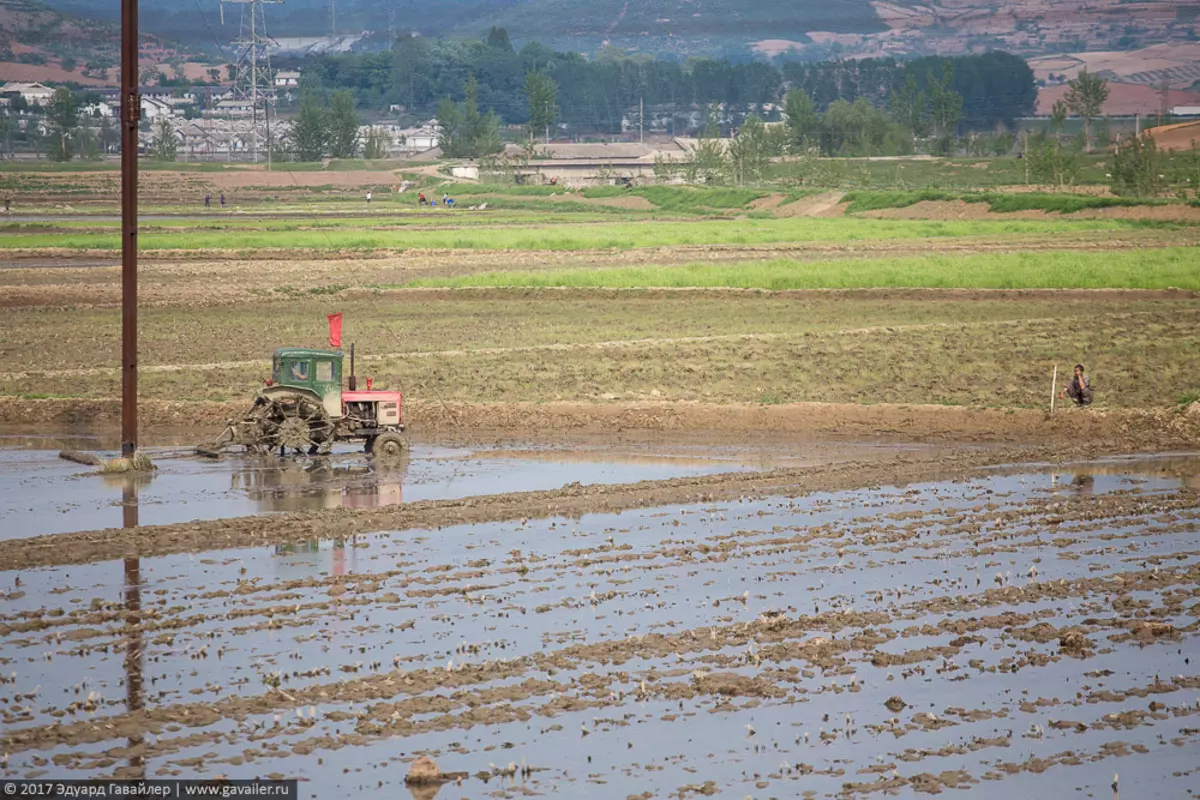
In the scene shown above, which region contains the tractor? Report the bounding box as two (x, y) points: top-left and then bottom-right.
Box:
(197, 347), (406, 458)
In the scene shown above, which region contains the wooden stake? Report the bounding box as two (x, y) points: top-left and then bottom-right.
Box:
(1050, 365), (1058, 414)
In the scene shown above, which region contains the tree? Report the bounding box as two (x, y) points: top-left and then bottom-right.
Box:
(1027, 132), (1085, 190)
(0, 112), (14, 156)
(61, 56), (77, 72)
(461, 76), (502, 157)
(288, 91), (329, 161)
(46, 88), (79, 162)
(682, 118), (728, 184)
(782, 88), (819, 151)
(438, 76), (502, 158)
(927, 64), (963, 152)
(1050, 100), (1068, 133)
(888, 73), (928, 139)
(727, 114), (772, 186)
(1064, 70), (1109, 152)
(486, 27), (513, 52)
(99, 116), (118, 154)
(1110, 133), (1162, 197)
(150, 116), (177, 161)
(525, 70), (558, 142)
(78, 124), (102, 161)
(435, 97), (463, 156)
(327, 89), (360, 158)
(207, 68), (221, 84)
(362, 126), (389, 159)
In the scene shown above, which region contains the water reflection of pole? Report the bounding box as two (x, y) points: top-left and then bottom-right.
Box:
(122, 480), (145, 779)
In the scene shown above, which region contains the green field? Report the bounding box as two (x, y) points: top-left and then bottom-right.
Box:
(404, 248), (1200, 291)
(0, 216), (1161, 252)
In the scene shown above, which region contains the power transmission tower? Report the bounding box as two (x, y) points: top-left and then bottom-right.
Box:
(329, 0), (336, 36)
(224, 0), (282, 163)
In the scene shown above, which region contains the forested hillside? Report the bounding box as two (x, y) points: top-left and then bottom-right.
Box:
(38, 0), (882, 55)
(297, 40), (1034, 134)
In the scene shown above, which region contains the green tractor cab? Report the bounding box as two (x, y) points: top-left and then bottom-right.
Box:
(270, 348), (344, 419)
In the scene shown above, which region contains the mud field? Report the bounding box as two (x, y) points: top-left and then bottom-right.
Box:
(0, 446), (1197, 799)
(3, 167), (1199, 798)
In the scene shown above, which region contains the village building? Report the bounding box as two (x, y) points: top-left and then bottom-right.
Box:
(0, 82), (55, 105)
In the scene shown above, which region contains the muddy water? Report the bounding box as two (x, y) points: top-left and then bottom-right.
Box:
(0, 433), (905, 539)
(0, 456), (1198, 799)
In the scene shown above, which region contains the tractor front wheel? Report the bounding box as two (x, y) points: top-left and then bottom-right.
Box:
(368, 431), (407, 460)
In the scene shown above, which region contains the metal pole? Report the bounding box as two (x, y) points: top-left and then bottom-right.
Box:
(250, 1), (258, 164)
(121, 0), (140, 457)
(1049, 365), (1058, 415)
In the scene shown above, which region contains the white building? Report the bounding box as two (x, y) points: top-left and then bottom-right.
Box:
(211, 98), (255, 118)
(0, 82), (55, 105)
(1170, 105), (1200, 116)
(396, 120), (440, 152)
(82, 101), (114, 118)
(274, 70), (301, 88)
(140, 96), (174, 121)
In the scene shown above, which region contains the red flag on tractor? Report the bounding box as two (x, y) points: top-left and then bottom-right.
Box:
(327, 312), (343, 349)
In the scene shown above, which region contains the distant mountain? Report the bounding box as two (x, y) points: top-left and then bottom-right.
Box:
(0, 0), (187, 85)
(31, 0), (1200, 60)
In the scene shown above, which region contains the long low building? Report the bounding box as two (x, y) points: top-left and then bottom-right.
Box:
(1036, 82), (1200, 117)
(451, 140), (703, 185)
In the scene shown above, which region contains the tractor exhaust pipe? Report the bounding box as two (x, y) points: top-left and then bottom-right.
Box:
(348, 342), (357, 391)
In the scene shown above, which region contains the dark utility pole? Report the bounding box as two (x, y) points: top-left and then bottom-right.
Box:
(121, 0), (139, 457)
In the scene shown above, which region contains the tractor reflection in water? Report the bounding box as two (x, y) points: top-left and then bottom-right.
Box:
(198, 347), (407, 459)
(273, 538), (355, 580)
(231, 455), (408, 513)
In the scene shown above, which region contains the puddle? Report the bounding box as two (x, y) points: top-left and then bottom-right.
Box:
(0, 436), (827, 540)
(1, 454), (1198, 797)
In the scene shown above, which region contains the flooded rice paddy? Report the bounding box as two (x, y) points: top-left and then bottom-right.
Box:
(0, 448), (1197, 798)
(0, 433), (911, 539)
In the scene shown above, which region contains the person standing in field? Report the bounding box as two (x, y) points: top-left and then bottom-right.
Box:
(1061, 363), (1093, 407)
(219, 193), (226, 208)
(366, 190), (372, 204)
(204, 193), (211, 208)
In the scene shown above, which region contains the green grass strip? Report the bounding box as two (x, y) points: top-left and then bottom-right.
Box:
(404, 248), (1200, 291)
(0, 217), (1147, 252)
(843, 189), (1172, 214)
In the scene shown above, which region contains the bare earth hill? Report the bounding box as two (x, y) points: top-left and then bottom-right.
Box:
(32, 0), (1200, 58)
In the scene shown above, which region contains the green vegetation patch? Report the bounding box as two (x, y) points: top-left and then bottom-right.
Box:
(0, 217), (1143, 252)
(405, 247), (1200, 291)
(843, 190), (1172, 214)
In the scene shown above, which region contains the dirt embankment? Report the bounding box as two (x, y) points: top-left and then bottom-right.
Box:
(2, 397), (1197, 448)
(773, 191), (846, 217)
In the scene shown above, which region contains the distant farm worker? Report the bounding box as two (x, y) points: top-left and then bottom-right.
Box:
(446, 197), (454, 208)
(219, 193), (226, 207)
(442, 192), (448, 204)
(366, 190), (372, 204)
(3, 197), (9, 212)
(418, 192), (427, 205)
(1061, 363), (1093, 407)
(204, 193), (211, 208)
